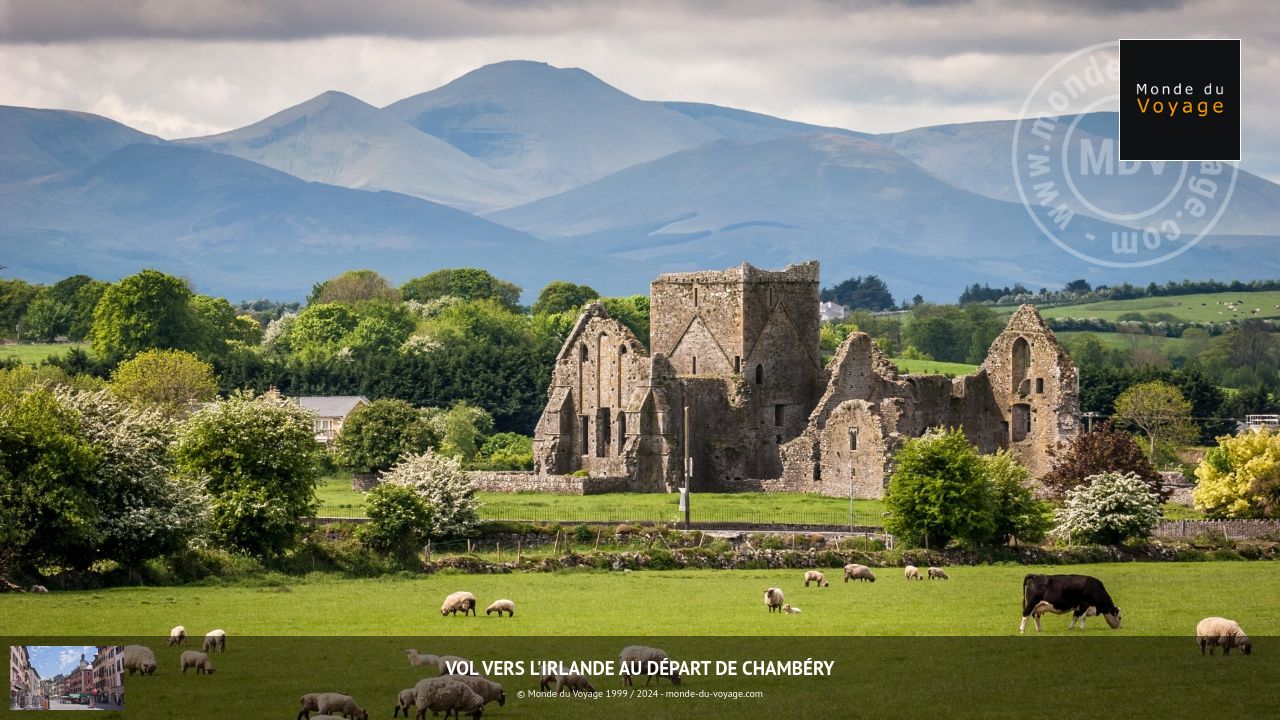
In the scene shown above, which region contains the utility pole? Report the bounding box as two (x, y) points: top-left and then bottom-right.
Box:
(681, 403), (691, 530)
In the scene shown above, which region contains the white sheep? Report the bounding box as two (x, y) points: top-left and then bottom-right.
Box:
(440, 675), (506, 707)
(393, 688), (416, 718)
(782, 604), (802, 614)
(441, 591), (478, 617)
(485, 599), (515, 617)
(123, 645), (157, 676)
(843, 564), (876, 583)
(168, 625), (187, 646)
(764, 587), (785, 613)
(803, 571), (829, 587)
(30, 585), (48, 593)
(555, 674), (597, 696)
(904, 565), (923, 581)
(406, 649), (441, 670)
(179, 650), (215, 675)
(619, 645), (681, 687)
(413, 678), (486, 720)
(1196, 617), (1253, 656)
(928, 567), (949, 580)
(297, 692), (369, 720)
(203, 629), (226, 653)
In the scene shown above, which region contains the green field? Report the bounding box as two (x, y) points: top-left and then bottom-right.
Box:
(1009, 291), (1280, 323)
(889, 357), (979, 376)
(317, 476), (887, 525)
(5, 564), (1274, 719)
(1057, 330), (1193, 354)
(2, 562), (1273, 637)
(0, 341), (84, 364)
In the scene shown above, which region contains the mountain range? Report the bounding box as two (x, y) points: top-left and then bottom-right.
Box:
(2, 59), (1277, 301)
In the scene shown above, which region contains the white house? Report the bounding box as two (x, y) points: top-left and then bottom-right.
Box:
(294, 396), (369, 443)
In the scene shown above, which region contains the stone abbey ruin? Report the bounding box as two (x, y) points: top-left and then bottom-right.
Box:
(531, 262), (1079, 498)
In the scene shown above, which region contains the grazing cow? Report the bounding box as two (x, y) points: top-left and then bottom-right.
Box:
(1020, 574), (1121, 633)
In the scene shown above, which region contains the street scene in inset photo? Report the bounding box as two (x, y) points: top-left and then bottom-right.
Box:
(9, 646), (124, 711)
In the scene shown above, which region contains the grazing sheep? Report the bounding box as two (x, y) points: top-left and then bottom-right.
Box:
(803, 571), (828, 587)
(928, 567), (950, 580)
(555, 674), (597, 696)
(168, 625), (187, 646)
(297, 692), (369, 720)
(203, 629), (226, 653)
(406, 649), (441, 671)
(441, 591), (478, 617)
(179, 650), (215, 675)
(441, 675), (506, 707)
(619, 645), (682, 687)
(122, 645), (157, 676)
(485, 599), (515, 617)
(843, 564), (876, 583)
(764, 587), (785, 613)
(393, 688), (416, 718)
(1196, 617), (1253, 656)
(413, 678), (486, 720)
(782, 604), (802, 614)
(904, 565), (923, 581)
(30, 585), (48, 593)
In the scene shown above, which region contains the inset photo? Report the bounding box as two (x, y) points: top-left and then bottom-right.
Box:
(9, 646), (124, 711)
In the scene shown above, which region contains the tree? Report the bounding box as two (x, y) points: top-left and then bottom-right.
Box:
(820, 275), (895, 311)
(360, 483), (433, 558)
(1193, 430), (1280, 518)
(0, 278), (38, 341)
(1113, 381), (1198, 457)
(285, 303), (358, 354)
(983, 450), (1051, 544)
(1064, 279), (1092, 293)
(309, 269), (400, 305)
(174, 391), (321, 557)
(21, 293), (72, 341)
(1041, 422), (1164, 498)
(1053, 472), (1161, 545)
(90, 269), (197, 359)
(429, 402), (495, 463)
(56, 388), (206, 567)
(378, 451), (481, 538)
(474, 432), (534, 470)
(884, 429), (995, 547)
(334, 399), (438, 474)
(110, 349), (218, 417)
(532, 281), (600, 315)
(0, 386), (101, 573)
(400, 268), (522, 311)
(600, 295), (650, 348)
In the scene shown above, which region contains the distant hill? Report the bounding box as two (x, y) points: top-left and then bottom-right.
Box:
(0, 106), (160, 184)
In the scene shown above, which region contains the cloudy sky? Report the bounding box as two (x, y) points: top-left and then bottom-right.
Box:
(1, 0), (1276, 177)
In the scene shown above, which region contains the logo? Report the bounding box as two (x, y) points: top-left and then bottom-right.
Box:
(1012, 41), (1237, 268)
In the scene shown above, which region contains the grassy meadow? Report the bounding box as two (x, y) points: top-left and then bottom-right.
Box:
(0, 341), (84, 364)
(1019, 291), (1280, 323)
(889, 357), (980, 376)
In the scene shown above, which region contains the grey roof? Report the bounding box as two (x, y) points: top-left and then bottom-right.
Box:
(295, 395), (369, 419)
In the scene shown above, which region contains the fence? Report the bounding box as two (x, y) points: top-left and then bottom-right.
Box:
(312, 504), (886, 530)
(1154, 519), (1280, 540)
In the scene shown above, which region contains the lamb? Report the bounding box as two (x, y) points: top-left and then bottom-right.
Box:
(297, 692), (369, 720)
(843, 564), (876, 583)
(619, 645), (682, 687)
(803, 571), (829, 587)
(406, 649), (442, 670)
(764, 587), (785, 613)
(1196, 617), (1253, 656)
(413, 678), (486, 720)
(30, 585), (48, 593)
(168, 625), (187, 646)
(179, 650), (215, 675)
(782, 604), (802, 614)
(440, 675), (506, 707)
(485, 599), (515, 617)
(393, 688), (416, 718)
(203, 629), (226, 653)
(928, 567), (950, 580)
(441, 591), (478, 617)
(122, 645), (157, 676)
(555, 674), (597, 696)
(904, 565), (923, 581)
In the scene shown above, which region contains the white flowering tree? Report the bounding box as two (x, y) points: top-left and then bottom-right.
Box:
(379, 451), (481, 538)
(1053, 471), (1162, 545)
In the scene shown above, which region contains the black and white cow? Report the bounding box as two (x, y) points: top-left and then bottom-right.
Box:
(1020, 574), (1121, 633)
